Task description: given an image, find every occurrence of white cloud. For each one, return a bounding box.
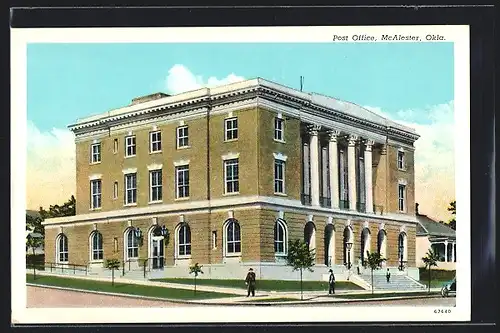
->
[365,102,455,221]
[165,64,245,94]
[26,121,75,210]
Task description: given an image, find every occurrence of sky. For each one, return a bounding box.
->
[26,42,455,221]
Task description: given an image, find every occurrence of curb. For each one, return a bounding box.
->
[28,284,442,306]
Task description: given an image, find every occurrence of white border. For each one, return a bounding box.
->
[11,25,470,323]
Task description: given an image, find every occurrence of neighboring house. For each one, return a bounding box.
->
[42,78,421,281]
[26,210,44,255]
[415,203,456,271]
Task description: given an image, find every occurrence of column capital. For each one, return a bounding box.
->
[328,129,341,142]
[307,124,322,136]
[364,139,375,151]
[380,144,388,155]
[348,134,359,146]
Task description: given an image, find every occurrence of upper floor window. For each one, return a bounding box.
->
[125,135,136,157]
[224,117,238,141]
[274,117,285,142]
[175,165,190,199]
[124,173,137,205]
[90,143,101,163]
[398,184,406,212]
[274,219,288,255]
[90,179,102,209]
[397,150,405,170]
[90,231,103,261]
[225,219,241,255]
[177,126,189,148]
[113,181,118,200]
[113,139,118,154]
[149,170,163,202]
[274,159,285,194]
[224,159,239,194]
[177,223,192,257]
[150,131,162,153]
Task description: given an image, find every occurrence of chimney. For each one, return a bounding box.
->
[415,203,419,215]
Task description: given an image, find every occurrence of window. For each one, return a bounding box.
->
[177,224,192,257]
[90,231,103,261]
[56,234,68,263]
[274,117,284,141]
[125,229,139,259]
[398,184,406,212]
[124,173,137,205]
[149,170,163,202]
[175,165,189,198]
[397,151,405,170]
[177,126,189,148]
[90,179,102,209]
[125,135,136,157]
[224,159,239,194]
[212,231,217,249]
[224,117,238,141]
[113,182,118,200]
[225,219,241,255]
[274,219,287,255]
[90,143,101,163]
[113,139,118,154]
[150,131,162,153]
[274,160,285,194]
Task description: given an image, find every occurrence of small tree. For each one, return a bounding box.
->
[189,263,204,294]
[422,248,440,293]
[365,251,386,294]
[26,234,43,280]
[447,200,456,230]
[105,258,121,287]
[286,239,315,301]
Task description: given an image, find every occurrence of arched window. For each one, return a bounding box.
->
[177,223,192,257]
[360,228,371,263]
[324,224,335,266]
[125,228,139,260]
[343,226,354,267]
[398,232,408,264]
[377,229,387,259]
[304,221,316,253]
[274,219,287,255]
[90,231,103,261]
[225,219,241,255]
[56,234,68,263]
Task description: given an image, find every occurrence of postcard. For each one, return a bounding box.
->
[12,24,470,324]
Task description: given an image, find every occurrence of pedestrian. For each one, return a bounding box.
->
[328,269,336,295]
[245,268,256,297]
[386,268,391,283]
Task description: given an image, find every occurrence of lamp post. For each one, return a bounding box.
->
[346,242,353,280]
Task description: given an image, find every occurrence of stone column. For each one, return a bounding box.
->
[328,130,340,209]
[364,140,374,213]
[451,242,455,262]
[347,135,358,210]
[309,125,321,206]
[444,240,448,262]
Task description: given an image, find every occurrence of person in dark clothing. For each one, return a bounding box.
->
[386,268,391,283]
[245,268,256,297]
[328,269,336,295]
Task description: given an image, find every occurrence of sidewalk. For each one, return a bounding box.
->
[27,269,443,305]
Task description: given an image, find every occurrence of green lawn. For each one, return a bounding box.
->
[336,291,441,300]
[27,274,238,300]
[151,278,363,291]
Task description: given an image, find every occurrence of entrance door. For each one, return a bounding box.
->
[152,237,164,269]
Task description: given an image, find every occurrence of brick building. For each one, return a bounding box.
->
[42,78,420,281]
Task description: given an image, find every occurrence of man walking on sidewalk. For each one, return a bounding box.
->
[245,268,256,297]
[386,268,391,283]
[328,269,336,295]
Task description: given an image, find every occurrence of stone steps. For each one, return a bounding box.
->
[360,274,426,291]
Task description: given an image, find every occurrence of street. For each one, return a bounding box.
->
[297,296,456,307]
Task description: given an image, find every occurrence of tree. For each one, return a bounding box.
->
[26,234,43,280]
[365,251,387,294]
[286,239,315,301]
[39,195,76,219]
[189,263,204,294]
[105,258,121,287]
[447,200,456,230]
[26,213,44,236]
[422,248,440,293]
